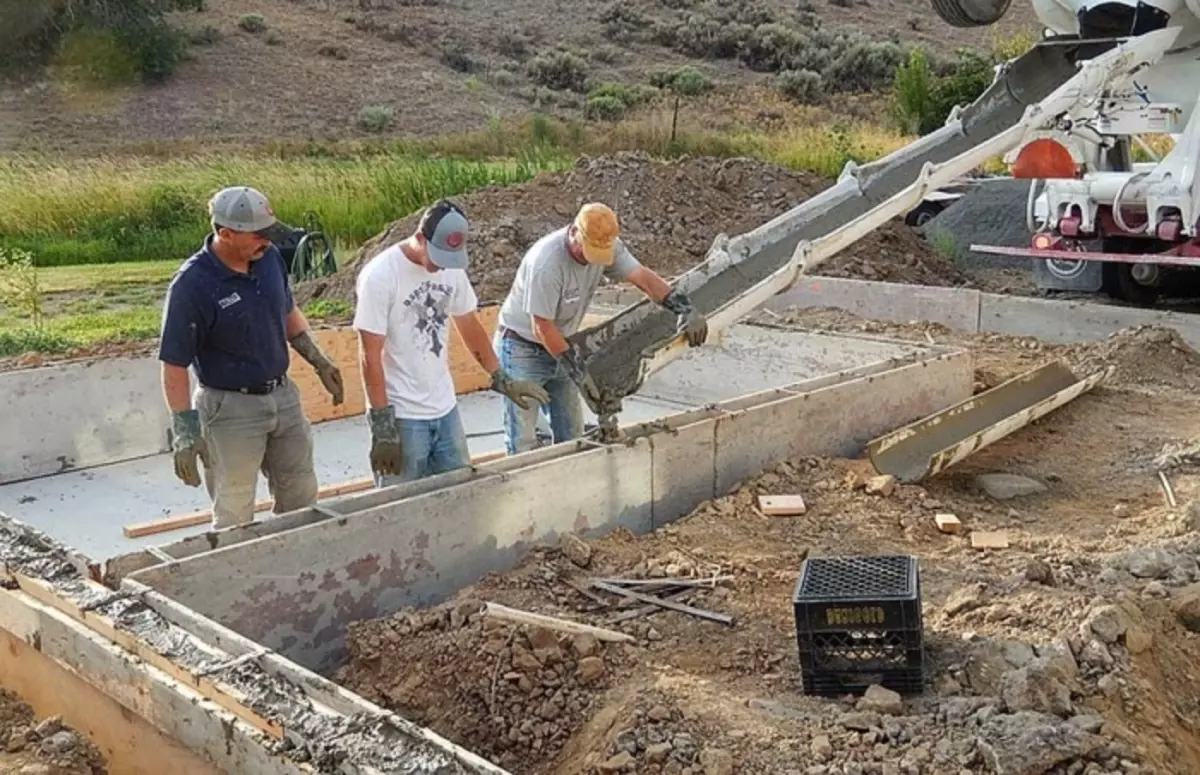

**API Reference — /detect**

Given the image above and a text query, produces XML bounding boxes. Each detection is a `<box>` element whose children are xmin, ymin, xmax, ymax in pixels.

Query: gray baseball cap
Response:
<box><xmin>418</xmin><ymin>199</ymin><xmax>469</xmax><ymax>270</ymax></box>
<box><xmin>209</xmin><ymin>186</ymin><xmax>277</xmax><ymax>235</ymax></box>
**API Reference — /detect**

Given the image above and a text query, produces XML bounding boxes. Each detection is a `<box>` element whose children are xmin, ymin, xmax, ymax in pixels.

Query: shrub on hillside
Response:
<box><xmin>740</xmin><ymin>22</ymin><xmax>806</xmax><ymax>72</ymax></box>
<box><xmin>3</xmin><ymin>0</ymin><xmax>203</xmax><ymax>82</ymax></box>
<box><xmin>440</xmin><ymin>39</ymin><xmax>481</xmax><ymax>73</ymax></box>
<box><xmin>237</xmin><ymin>13</ymin><xmax>267</xmax><ymax>34</ymax></box>
<box><xmin>600</xmin><ymin>1</ymin><xmax>647</xmax><ymax>41</ymax></box>
<box><xmin>824</xmin><ymin>39</ymin><xmax>906</xmax><ymax>93</ymax></box>
<box><xmin>655</xmin><ymin>16</ymin><xmax>751</xmax><ymax>59</ymax></box>
<box><xmin>585</xmin><ymin>81</ymin><xmax>658</xmax><ymax>120</ymax></box>
<box><xmin>775</xmin><ymin>69</ymin><xmax>823</xmax><ymax>104</ymax></box>
<box><xmin>358</xmin><ymin>104</ymin><xmax>394</xmax><ymax>133</ymax></box>
<box><xmin>528</xmin><ymin>50</ymin><xmax>589</xmax><ymax>92</ymax></box>
<box><xmin>189</xmin><ymin>24</ymin><xmax>222</xmax><ymax>46</ymax></box>
<box><xmin>648</xmin><ymin>65</ymin><xmax>713</xmax><ymax>96</ymax></box>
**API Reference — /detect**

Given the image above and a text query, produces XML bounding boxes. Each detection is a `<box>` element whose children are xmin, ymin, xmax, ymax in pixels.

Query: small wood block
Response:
<box><xmin>970</xmin><ymin>531</ymin><xmax>1009</xmax><ymax>550</ymax></box>
<box><xmin>934</xmin><ymin>513</ymin><xmax>962</xmax><ymax>534</ymax></box>
<box><xmin>758</xmin><ymin>495</ymin><xmax>807</xmax><ymax>516</ymax></box>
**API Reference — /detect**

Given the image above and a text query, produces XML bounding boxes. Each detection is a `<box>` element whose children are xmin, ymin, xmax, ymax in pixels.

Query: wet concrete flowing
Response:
<box><xmin>0</xmin><ymin>518</ymin><xmax>477</xmax><ymax>774</ymax></box>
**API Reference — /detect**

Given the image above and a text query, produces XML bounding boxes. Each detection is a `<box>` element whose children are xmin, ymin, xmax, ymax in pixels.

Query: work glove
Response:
<box><xmin>490</xmin><ymin>369</ymin><xmax>550</xmax><ymax>411</ymax></box>
<box><xmin>368</xmin><ymin>407</ymin><xmax>403</xmax><ymax>477</ymax></box>
<box><xmin>558</xmin><ymin>345</ymin><xmax>604</xmax><ymax>415</ymax></box>
<box><xmin>662</xmin><ymin>290</ymin><xmax>708</xmax><ymax>348</ymax></box>
<box><xmin>170</xmin><ymin>409</ymin><xmax>208</xmax><ymax>487</ymax></box>
<box><xmin>290</xmin><ymin>331</ymin><xmax>345</xmax><ymax>405</ymax></box>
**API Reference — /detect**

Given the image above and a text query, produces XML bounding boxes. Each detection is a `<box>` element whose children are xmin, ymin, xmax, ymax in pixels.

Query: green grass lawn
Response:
<box><xmin>0</xmin><ymin>258</ymin><xmax>354</xmax><ymax>358</ymax></box>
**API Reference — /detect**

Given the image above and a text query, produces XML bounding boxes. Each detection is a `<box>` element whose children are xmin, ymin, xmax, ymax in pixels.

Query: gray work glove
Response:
<box><xmin>290</xmin><ymin>331</ymin><xmax>345</xmax><ymax>405</ymax></box>
<box><xmin>662</xmin><ymin>290</ymin><xmax>708</xmax><ymax>347</ymax></box>
<box><xmin>170</xmin><ymin>409</ymin><xmax>208</xmax><ymax>487</ymax></box>
<box><xmin>368</xmin><ymin>407</ymin><xmax>403</xmax><ymax>477</ymax></box>
<box><xmin>557</xmin><ymin>345</ymin><xmax>604</xmax><ymax>414</ymax></box>
<box><xmin>490</xmin><ymin>369</ymin><xmax>550</xmax><ymax>411</ymax></box>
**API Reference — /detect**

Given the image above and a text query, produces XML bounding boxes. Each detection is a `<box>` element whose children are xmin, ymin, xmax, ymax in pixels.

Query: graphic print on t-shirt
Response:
<box><xmin>403</xmin><ymin>280</ymin><xmax>454</xmax><ymax>357</ymax></box>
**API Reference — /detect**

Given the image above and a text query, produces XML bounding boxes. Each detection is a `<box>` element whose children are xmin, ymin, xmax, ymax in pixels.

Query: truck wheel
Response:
<box><xmin>905</xmin><ymin>201</ymin><xmax>945</xmax><ymax>228</ymax></box>
<box><xmin>1101</xmin><ymin>262</ymin><xmax>1160</xmax><ymax>306</ymax></box>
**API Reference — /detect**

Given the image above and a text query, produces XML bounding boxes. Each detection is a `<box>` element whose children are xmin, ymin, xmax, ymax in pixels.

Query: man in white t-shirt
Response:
<box><xmin>353</xmin><ymin>199</ymin><xmax>549</xmax><ymax>484</ymax></box>
<box><xmin>494</xmin><ymin>202</ymin><xmax>708</xmax><ymax>454</ymax></box>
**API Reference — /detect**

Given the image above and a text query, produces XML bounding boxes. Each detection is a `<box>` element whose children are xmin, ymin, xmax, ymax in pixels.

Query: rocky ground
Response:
<box><xmin>298</xmin><ymin>151</ymin><xmax>1009</xmax><ymax>310</ymax></box>
<box><xmin>337</xmin><ymin>312</ymin><xmax>1200</xmax><ymax>775</ymax></box>
<box><xmin>0</xmin><ymin>691</ymin><xmax>107</xmax><ymax>775</ymax></box>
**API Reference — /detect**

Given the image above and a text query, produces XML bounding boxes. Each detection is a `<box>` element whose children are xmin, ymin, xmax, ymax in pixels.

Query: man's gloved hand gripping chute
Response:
<box><xmin>491</xmin><ymin>369</ymin><xmax>550</xmax><ymax>410</ymax></box>
<box><xmin>171</xmin><ymin>409</ymin><xmax>208</xmax><ymax>487</ymax></box>
<box><xmin>368</xmin><ymin>407</ymin><xmax>404</xmax><ymax>477</ymax></box>
<box><xmin>557</xmin><ymin>344</ymin><xmax>605</xmax><ymax>414</ymax></box>
<box><xmin>661</xmin><ymin>289</ymin><xmax>708</xmax><ymax>347</ymax></box>
<box><xmin>290</xmin><ymin>330</ymin><xmax>345</xmax><ymax>405</ymax></box>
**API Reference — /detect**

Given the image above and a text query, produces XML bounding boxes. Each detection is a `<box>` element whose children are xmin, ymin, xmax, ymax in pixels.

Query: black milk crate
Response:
<box><xmin>792</xmin><ymin>554</ymin><xmax>925</xmax><ymax>697</ymax></box>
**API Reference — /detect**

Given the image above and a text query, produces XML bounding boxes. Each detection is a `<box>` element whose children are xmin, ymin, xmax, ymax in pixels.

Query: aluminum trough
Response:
<box><xmin>868</xmin><ymin>359</ymin><xmax>1112</xmax><ymax>483</ymax></box>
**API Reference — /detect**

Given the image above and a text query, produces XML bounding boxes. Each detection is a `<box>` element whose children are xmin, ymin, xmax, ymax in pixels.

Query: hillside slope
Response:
<box><xmin>0</xmin><ymin>0</ymin><xmax>1038</xmax><ymax>154</ymax></box>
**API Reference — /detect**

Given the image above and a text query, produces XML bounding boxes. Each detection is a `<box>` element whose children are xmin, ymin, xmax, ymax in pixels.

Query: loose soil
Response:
<box><xmin>0</xmin><ymin>690</ymin><xmax>107</xmax><ymax>775</ymax></box>
<box><xmin>298</xmin><ymin>152</ymin><xmax>991</xmax><ymax>310</ymax></box>
<box><xmin>338</xmin><ymin>310</ymin><xmax>1200</xmax><ymax>775</ymax></box>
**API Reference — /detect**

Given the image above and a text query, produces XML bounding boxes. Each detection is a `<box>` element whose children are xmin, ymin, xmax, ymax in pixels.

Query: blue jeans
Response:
<box><xmin>497</xmin><ymin>333</ymin><xmax>584</xmax><ymax>454</ymax></box>
<box><xmin>375</xmin><ymin>406</ymin><xmax>471</xmax><ymax>486</ymax></box>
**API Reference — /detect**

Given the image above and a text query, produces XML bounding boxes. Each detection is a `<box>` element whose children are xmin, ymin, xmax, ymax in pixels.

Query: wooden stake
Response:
<box><xmin>483</xmin><ymin>602</ymin><xmax>635</xmax><ymax>643</ymax></box>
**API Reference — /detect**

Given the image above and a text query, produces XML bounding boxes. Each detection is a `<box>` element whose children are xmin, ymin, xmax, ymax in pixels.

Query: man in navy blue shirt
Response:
<box><xmin>158</xmin><ymin>186</ymin><xmax>344</xmax><ymax>529</ymax></box>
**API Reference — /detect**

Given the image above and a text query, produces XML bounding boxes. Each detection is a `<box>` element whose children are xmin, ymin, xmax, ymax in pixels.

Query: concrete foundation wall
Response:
<box><xmin>130</xmin><ymin>348</ymin><xmax>973</xmax><ymax>674</ymax></box>
<box><xmin>0</xmin><ymin>356</ymin><xmax>170</xmax><ymax>484</ymax></box>
<box><xmin>0</xmin><ymin>587</ymin><xmax>301</xmax><ymax>775</ymax></box>
<box><xmin>768</xmin><ymin>276</ymin><xmax>1200</xmax><ymax>348</ymax></box>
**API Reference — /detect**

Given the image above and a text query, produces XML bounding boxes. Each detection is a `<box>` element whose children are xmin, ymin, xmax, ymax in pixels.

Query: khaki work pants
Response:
<box><xmin>194</xmin><ymin>377</ymin><xmax>318</xmax><ymax>529</ymax></box>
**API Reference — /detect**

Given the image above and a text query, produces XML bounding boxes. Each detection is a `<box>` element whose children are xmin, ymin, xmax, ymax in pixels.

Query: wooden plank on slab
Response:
<box><xmin>124</xmin><ymin>449</ymin><xmax>510</xmax><ymax>539</ymax></box>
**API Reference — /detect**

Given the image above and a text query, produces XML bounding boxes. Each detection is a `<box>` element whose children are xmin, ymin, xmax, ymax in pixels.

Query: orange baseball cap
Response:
<box><xmin>574</xmin><ymin>202</ymin><xmax>619</xmax><ymax>265</ymax></box>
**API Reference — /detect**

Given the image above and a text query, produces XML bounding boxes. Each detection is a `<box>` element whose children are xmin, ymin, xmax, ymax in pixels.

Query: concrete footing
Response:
<box><xmin>0</xmin><ymin>318</ymin><xmax>975</xmax><ymax>774</ymax></box>
<box><xmin>6</xmin><ymin>272</ymin><xmax>1183</xmax><ymax>773</ymax></box>
<box><xmin>123</xmin><ymin>334</ymin><xmax>971</xmax><ymax>674</ymax></box>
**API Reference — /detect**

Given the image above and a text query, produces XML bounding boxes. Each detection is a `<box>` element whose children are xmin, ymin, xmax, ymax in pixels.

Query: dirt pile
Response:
<box><xmin>807</xmin><ymin>224</ymin><xmax>975</xmax><ymax>287</ymax></box>
<box><xmin>298</xmin><ymin>152</ymin><xmax>963</xmax><ymax>309</ymax></box>
<box><xmin>0</xmin><ymin>690</ymin><xmax>108</xmax><ymax>774</ymax></box>
<box><xmin>1068</xmin><ymin>324</ymin><xmax>1200</xmax><ymax>393</ymax></box>
<box><xmin>338</xmin><ymin>350</ymin><xmax>1200</xmax><ymax>775</ymax></box>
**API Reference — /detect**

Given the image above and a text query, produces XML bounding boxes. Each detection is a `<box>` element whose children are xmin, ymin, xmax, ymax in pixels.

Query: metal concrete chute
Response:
<box><xmin>569</xmin><ymin>30</ymin><xmax>1177</xmax><ymax>426</ymax></box>
<box><xmin>867</xmin><ymin>359</ymin><xmax>1113</xmax><ymax>483</ymax></box>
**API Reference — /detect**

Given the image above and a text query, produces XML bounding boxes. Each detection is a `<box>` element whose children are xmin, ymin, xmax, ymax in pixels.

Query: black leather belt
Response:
<box><xmin>205</xmin><ymin>376</ymin><xmax>286</xmax><ymax>395</ymax></box>
<box><xmin>501</xmin><ymin>327</ymin><xmax>541</xmax><ymax>347</ymax></box>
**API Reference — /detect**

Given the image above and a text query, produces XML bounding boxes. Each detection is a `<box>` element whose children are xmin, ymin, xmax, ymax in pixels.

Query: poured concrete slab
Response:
<box><xmin>1</xmin><ymin>324</ymin><xmax>927</xmax><ymax>563</ymax></box>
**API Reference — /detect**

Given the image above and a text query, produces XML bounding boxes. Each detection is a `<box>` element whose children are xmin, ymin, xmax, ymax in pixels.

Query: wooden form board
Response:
<box><xmin>123</xmin><ymin>450</ymin><xmax>509</xmax><ymax>539</ymax></box>
<box><xmin>0</xmin><ymin>568</ymin><xmax>285</xmax><ymax>742</ymax></box>
<box><xmin>291</xmin><ymin>306</ymin><xmax>613</xmax><ymax>425</ymax></box>
<box><xmin>0</xmin><ymin>624</ymin><xmax>225</xmax><ymax>775</ymax></box>
<box><xmin>290</xmin><ymin>304</ymin><xmax>502</xmax><ymax>424</ymax></box>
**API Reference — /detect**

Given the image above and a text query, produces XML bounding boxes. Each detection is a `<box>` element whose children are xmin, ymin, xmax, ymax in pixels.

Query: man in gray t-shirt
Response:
<box><xmin>493</xmin><ymin>202</ymin><xmax>708</xmax><ymax>454</ymax></box>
